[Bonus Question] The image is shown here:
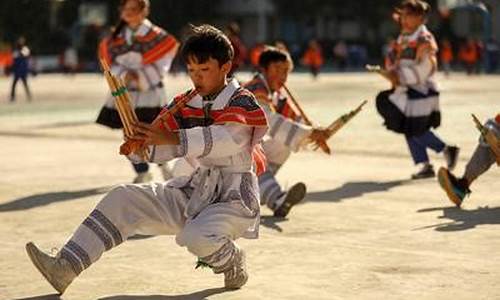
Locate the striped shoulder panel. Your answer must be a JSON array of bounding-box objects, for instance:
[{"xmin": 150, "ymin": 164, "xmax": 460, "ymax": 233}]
[
  {"xmin": 244, "ymin": 78, "xmax": 268, "ymax": 94},
  {"xmin": 244, "ymin": 77, "xmax": 271, "ymax": 105},
  {"xmin": 211, "ymin": 87, "xmax": 267, "ymax": 127},
  {"xmin": 136, "ymin": 25, "xmax": 167, "ymax": 43},
  {"xmin": 228, "ymin": 88, "xmax": 262, "ymax": 111},
  {"xmin": 157, "ymin": 89, "xmax": 195, "ymax": 131},
  {"xmin": 142, "ymin": 32, "xmax": 178, "ymax": 64}
]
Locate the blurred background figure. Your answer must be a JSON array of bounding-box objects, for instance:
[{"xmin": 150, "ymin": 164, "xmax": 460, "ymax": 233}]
[
  {"xmin": 458, "ymin": 38, "xmax": 480, "ymax": 75},
  {"xmin": 275, "ymin": 40, "xmax": 293, "ymax": 65},
  {"xmin": 333, "ymin": 40, "xmax": 348, "ymax": 72},
  {"xmin": 95, "ymin": 0, "xmax": 179, "ymax": 183},
  {"xmin": 0, "ymin": 42, "xmax": 13, "ymax": 77},
  {"xmin": 10, "ymin": 36, "xmax": 32, "ymax": 102},
  {"xmin": 250, "ymin": 42, "xmax": 265, "ymax": 71},
  {"xmin": 61, "ymin": 46, "xmax": 79, "ymax": 75},
  {"xmin": 485, "ymin": 38, "xmax": 499, "ymax": 73},
  {"xmin": 225, "ymin": 21, "xmax": 248, "ymax": 76},
  {"xmin": 301, "ymin": 39, "xmax": 323, "ymax": 79},
  {"xmin": 439, "ymin": 38, "xmax": 454, "ymax": 77},
  {"xmin": 274, "ymin": 40, "xmax": 289, "ymax": 52},
  {"xmin": 347, "ymin": 43, "xmax": 367, "ymax": 70}
]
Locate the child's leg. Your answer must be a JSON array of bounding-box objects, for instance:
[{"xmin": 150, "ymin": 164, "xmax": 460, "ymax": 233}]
[
  {"xmin": 21, "ymin": 76, "xmax": 32, "ymax": 100},
  {"xmin": 48, "ymin": 183, "xmax": 187, "ymax": 275},
  {"xmin": 258, "ymin": 161, "xmax": 306, "ymax": 217},
  {"xmin": 10, "ymin": 75, "xmax": 20, "ymax": 101},
  {"xmin": 176, "ymin": 175, "xmax": 259, "ymax": 288},
  {"xmin": 176, "ymin": 204, "xmax": 255, "ymax": 289},
  {"xmin": 258, "ymin": 167, "xmax": 284, "ymax": 209},
  {"xmin": 464, "ymin": 119, "xmax": 499, "ymax": 184},
  {"xmin": 176, "ymin": 202, "xmax": 256, "ymax": 271},
  {"xmin": 438, "ymin": 119, "xmax": 498, "ymax": 206},
  {"xmin": 463, "ymin": 139, "xmax": 497, "ymax": 186},
  {"xmin": 259, "ymin": 140, "xmax": 291, "ymax": 209},
  {"xmin": 405, "ymin": 134, "xmax": 430, "ymax": 164},
  {"xmin": 420, "ymin": 131, "xmax": 446, "ymax": 154},
  {"xmin": 26, "ymin": 182, "xmax": 189, "ymax": 293}
]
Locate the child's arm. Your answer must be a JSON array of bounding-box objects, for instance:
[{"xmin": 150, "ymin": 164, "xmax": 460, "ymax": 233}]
[
  {"xmin": 267, "ymin": 113, "xmax": 316, "ymax": 152},
  {"xmin": 254, "ymin": 92, "xmax": 315, "ymax": 152},
  {"xmin": 132, "ymin": 123, "xmax": 256, "ymax": 162},
  {"xmin": 174, "ymin": 124, "xmax": 254, "ymax": 159},
  {"xmin": 395, "ymin": 42, "xmax": 437, "ymax": 86}
]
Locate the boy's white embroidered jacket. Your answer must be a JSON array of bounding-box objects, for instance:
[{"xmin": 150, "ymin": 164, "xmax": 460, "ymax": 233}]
[
  {"xmin": 129, "ymin": 79, "xmax": 268, "ymax": 238},
  {"xmin": 244, "ymin": 73, "xmax": 312, "ymax": 152},
  {"xmin": 99, "ymin": 19, "xmax": 178, "ymax": 91},
  {"xmin": 387, "ymin": 25, "xmax": 438, "ymax": 92}
]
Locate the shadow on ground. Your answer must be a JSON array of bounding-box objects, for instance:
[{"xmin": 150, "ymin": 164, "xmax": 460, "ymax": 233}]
[
  {"xmin": 98, "ymin": 287, "xmax": 232, "ymax": 300},
  {"xmin": 0, "ymin": 186, "xmax": 112, "ymax": 212},
  {"xmin": 33, "ymin": 121, "xmax": 93, "ymax": 129},
  {"xmin": 15, "ymin": 294, "xmax": 61, "ymax": 300},
  {"xmin": 260, "ymin": 215, "xmax": 289, "ymax": 232},
  {"xmin": 416, "ymin": 205, "xmax": 500, "ymax": 231},
  {"xmin": 15, "ymin": 288, "xmax": 231, "ymax": 300},
  {"xmin": 306, "ymin": 179, "xmax": 410, "ymax": 202}
]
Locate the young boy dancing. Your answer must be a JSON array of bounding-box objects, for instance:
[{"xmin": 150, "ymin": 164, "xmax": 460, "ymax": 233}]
[
  {"xmin": 25, "ymin": 24, "xmax": 268, "ymax": 294},
  {"xmin": 244, "ymin": 46, "xmax": 330, "ymax": 217},
  {"xmin": 96, "ymin": 0, "xmax": 179, "ymax": 183},
  {"xmin": 375, "ymin": 0, "xmax": 459, "ymax": 179}
]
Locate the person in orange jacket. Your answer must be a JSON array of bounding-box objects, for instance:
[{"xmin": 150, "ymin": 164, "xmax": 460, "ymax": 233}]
[
  {"xmin": 439, "ymin": 38, "xmax": 453, "ymax": 76},
  {"xmin": 249, "ymin": 42, "xmax": 265, "ymax": 70},
  {"xmin": 302, "ymin": 39, "xmax": 324, "ymax": 79},
  {"xmin": 458, "ymin": 38, "xmax": 480, "ymax": 75}
]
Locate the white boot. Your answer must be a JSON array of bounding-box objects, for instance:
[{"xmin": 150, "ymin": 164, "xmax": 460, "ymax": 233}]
[
  {"xmin": 26, "ymin": 242, "xmax": 77, "ymax": 294},
  {"xmin": 223, "ymin": 248, "xmax": 248, "ymax": 289}
]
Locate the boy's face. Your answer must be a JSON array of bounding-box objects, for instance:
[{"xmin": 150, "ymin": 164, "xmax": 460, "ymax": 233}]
[
  {"xmin": 399, "ymin": 9, "xmax": 424, "ymax": 34},
  {"xmin": 121, "ymin": 0, "xmax": 147, "ymax": 26},
  {"xmin": 186, "ymin": 56, "xmax": 231, "ymax": 96},
  {"xmin": 263, "ymin": 60, "xmax": 291, "ymax": 92}
]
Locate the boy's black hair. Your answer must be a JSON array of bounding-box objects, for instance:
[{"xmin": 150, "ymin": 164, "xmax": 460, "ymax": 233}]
[
  {"xmin": 181, "ymin": 24, "xmax": 234, "ymax": 66},
  {"xmin": 258, "ymin": 46, "xmax": 292, "ymax": 69}
]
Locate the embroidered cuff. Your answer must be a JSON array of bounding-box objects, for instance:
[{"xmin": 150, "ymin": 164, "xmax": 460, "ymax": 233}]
[
  {"xmin": 268, "ymin": 114, "xmax": 312, "ymax": 151},
  {"xmin": 177, "ymin": 127, "xmax": 205, "ymax": 158}
]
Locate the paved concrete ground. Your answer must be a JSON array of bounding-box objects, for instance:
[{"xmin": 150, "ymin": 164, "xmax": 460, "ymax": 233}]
[{"xmin": 0, "ymin": 72, "xmax": 498, "ymax": 300}]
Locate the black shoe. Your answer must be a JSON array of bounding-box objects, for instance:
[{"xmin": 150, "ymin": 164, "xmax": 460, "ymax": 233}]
[
  {"xmin": 443, "ymin": 146, "xmax": 460, "ymax": 170},
  {"xmin": 411, "ymin": 164, "xmax": 435, "ymax": 180},
  {"xmin": 273, "ymin": 182, "xmax": 307, "ymax": 218}
]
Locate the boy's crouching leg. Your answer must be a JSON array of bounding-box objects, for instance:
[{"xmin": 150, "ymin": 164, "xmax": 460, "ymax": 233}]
[
  {"xmin": 26, "ymin": 242, "xmax": 77, "ymax": 295},
  {"xmin": 25, "ymin": 184, "xmax": 135, "ymax": 294},
  {"xmin": 176, "ymin": 228, "xmax": 249, "ymax": 289}
]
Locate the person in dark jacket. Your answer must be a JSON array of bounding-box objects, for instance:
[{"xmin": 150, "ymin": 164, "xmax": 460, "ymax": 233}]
[{"xmin": 10, "ymin": 36, "xmax": 32, "ymax": 102}]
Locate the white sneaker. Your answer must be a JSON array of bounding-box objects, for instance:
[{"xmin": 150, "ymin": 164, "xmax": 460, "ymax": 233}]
[
  {"xmin": 25, "ymin": 242, "xmax": 77, "ymax": 294},
  {"xmin": 133, "ymin": 172, "xmax": 153, "ymax": 183},
  {"xmin": 223, "ymin": 248, "xmax": 248, "ymax": 289}
]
